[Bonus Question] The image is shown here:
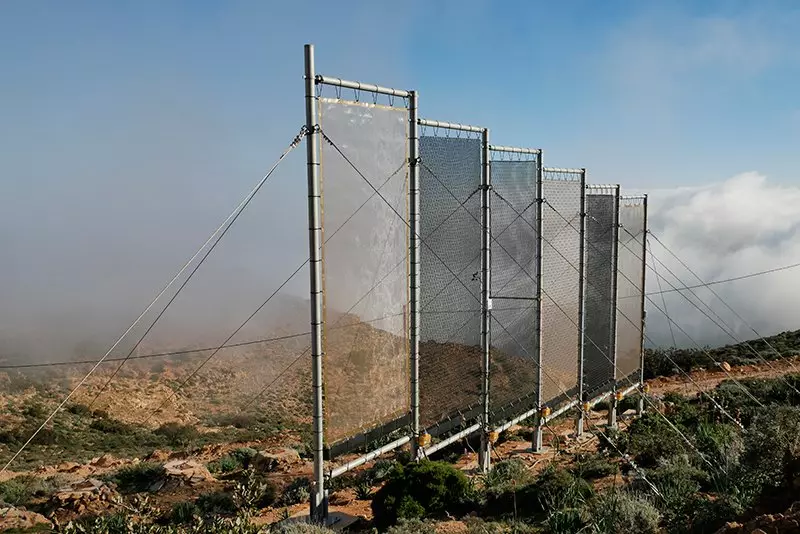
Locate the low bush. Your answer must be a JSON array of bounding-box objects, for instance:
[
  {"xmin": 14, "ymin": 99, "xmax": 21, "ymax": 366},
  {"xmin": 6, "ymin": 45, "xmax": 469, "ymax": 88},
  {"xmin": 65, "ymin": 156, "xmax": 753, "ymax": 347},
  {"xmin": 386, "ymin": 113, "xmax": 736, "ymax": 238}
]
[
  {"xmin": 197, "ymin": 490, "xmax": 237, "ymax": 515},
  {"xmin": 570, "ymin": 453, "xmax": 618, "ymax": 480},
  {"xmin": 483, "ymin": 459, "xmax": 531, "ymax": 497},
  {"xmin": 232, "ymin": 468, "xmax": 277, "ymax": 510},
  {"xmin": 106, "ymin": 462, "xmax": 165, "ymax": 494},
  {"xmin": 584, "ymin": 490, "xmax": 660, "ymax": 534},
  {"xmin": 371, "ymin": 460, "xmax": 471, "ymax": 529},
  {"xmin": 280, "ymin": 477, "xmax": 312, "ymax": 506},
  {"xmin": 154, "ymin": 423, "xmax": 199, "ymax": 447}
]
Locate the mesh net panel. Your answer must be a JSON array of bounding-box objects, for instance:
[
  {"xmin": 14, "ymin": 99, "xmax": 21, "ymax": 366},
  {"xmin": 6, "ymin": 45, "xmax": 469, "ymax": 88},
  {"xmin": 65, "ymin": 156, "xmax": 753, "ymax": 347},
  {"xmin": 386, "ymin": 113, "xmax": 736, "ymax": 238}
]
[
  {"xmin": 318, "ymin": 99, "xmax": 410, "ymax": 445},
  {"xmin": 616, "ymin": 198, "xmax": 645, "ymax": 382},
  {"xmin": 541, "ymin": 176, "xmax": 582, "ymax": 405},
  {"xmin": 419, "ymin": 135, "xmax": 482, "ymax": 431},
  {"xmin": 583, "ymin": 190, "xmax": 616, "ymax": 397},
  {"xmin": 489, "ymin": 160, "xmax": 540, "ymax": 421}
]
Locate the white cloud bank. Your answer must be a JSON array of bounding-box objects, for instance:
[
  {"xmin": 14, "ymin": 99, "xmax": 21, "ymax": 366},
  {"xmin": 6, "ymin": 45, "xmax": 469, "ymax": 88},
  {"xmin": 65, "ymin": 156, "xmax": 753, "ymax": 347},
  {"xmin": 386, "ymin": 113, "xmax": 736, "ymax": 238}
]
[{"xmin": 645, "ymin": 172, "xmax": 800, "ymax": 347}]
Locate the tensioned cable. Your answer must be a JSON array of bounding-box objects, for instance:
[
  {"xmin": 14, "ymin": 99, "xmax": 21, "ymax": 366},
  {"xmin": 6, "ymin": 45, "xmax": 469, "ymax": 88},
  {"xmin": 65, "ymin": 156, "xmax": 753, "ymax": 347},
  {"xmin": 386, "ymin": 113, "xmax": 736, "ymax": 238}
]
[
  {"xmin": 617, "ymin": 260, "xmax": 800, "ymax": 299},
  {"xmin": 649, "ymin": 232, "xmax": 800, "ymax": 374},
  {"xmin": 542, "ymin": 200, "xmax": 746, "ymax": 429},
  {"xmin": 651, "ymin": 241, "xmax": 678, "ymax": 348},
  {"xmin": 490, "ymin": 312, "xmax": 666, "ymax": 496},
  {"xmin": 635, "ymin": 234, "xmax": 800, "ymax": 398},
  {"xmin": 0, "ymin": 126, "xmax": 307, "ymax": 474},
  {"xmin": 465, "ymin": 181, "xmax": 719, "ymax": 468},
  {"xmin": 320, "ymin": 129, "xmax": 481, "ymax": 306},
  {"xmin": 138, "ymin": 161, "xmax": 411, "ymax": 423},
  {"xmin": 613, "ymin": 227, "xmax": 766, "ymax": 408}
]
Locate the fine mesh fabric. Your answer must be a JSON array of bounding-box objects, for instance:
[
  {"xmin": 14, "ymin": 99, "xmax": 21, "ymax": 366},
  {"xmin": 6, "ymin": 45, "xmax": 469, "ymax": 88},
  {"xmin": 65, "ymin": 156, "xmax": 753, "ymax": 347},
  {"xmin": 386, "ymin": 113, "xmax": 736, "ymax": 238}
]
[
  {"xmin": 616, "ymin": 198, "xmax": 646, "ymax": 382},
  {"xmin": 541, "ymin": 175, "xmax": 582, "ymax": 405},
  {"xmin": 318, "ymin": 99, "xmax": 410, "ymax": 445},
  {"xmin": 489, "ymin": 160, "xmax": 540, "ymax": 421},
  {"xmin": 583, "ymin": 189, "xmax": 617, "ymax": 397},
  {"xmin": 419, "ymin": 135, "xmax": 482, "ymax": 430}
]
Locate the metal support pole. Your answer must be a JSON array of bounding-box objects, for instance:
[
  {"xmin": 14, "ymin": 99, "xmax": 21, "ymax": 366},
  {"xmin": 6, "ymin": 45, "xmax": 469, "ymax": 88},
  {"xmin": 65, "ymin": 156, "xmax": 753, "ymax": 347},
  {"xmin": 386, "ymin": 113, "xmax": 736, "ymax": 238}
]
[
  {"xmin": 533, "ymin": 153, "xmax": 545, "ymax": 453},
  {"xmin": 409, "ymin": 91, "xmax": 421, "ymax": 458},
  {"xmin": 608, "ymin": 186, "xmax": 621, "ymax": 430},
  {"xmin": 304, "ymin": 44, "xmax": 327, "ymax": 524},
  {"xmin": 576, "ymin": 170, "xmax": 587, "ymax": 437},
  {"xmin": 638, "ymin": 195, "xmax": 648, "ymax": 416},
  {"xmin": 479, "ymin": 128, "xmax": 491, "ymax": 472}
]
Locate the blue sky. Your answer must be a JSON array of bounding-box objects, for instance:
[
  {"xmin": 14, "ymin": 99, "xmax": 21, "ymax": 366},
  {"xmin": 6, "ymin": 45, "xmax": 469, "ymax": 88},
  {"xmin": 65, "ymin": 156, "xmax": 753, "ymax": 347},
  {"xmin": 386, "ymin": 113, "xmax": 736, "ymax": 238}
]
[{"xmin": 2, "ymin": 0, "xmax": 800, "ymax": 352}]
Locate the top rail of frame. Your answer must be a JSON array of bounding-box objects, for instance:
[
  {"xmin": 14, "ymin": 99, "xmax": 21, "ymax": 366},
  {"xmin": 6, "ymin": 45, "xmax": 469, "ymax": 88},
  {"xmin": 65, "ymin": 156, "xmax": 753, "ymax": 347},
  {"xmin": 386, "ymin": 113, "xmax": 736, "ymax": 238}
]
[
  {"xmin": 418, "ymin": 118, "xmax": 486, "ymax": 133},
  {"xmin": 315, "ymin": 75, "xmax": 411, "ymax": 98},
  {"xmin": 488, "ymin": 144, "xmax": 542, "ymax": 155},
  {"xmin": 587, "ymin": 184, "xmax": 620, "ymax": 190},
  {"xmin": 543, "ymin": 167, "xmax": 584, "ymax": 174},
  {"xmin": 620, "ymin": 194, "xmax": 647, "ymax": 200}
]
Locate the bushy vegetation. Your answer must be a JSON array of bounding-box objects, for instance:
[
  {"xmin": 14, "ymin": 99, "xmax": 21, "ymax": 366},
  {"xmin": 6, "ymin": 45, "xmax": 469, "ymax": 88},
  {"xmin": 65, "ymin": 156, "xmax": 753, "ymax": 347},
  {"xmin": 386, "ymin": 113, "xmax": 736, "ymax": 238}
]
[
  {"xmin": 105, "ymin": 462, "xmax": 166, "ymax": 494},
  {"xmin": 371, "ymin": 460, "xmax": 472, "ymax": 529}
]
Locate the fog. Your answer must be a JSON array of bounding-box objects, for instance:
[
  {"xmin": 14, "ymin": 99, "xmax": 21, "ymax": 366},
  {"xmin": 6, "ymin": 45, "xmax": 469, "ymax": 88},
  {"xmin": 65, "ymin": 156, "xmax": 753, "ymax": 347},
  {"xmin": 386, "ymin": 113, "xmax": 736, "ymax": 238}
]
[{"xmin": 644, "ymin": 172, "xmax": 800, "ymax": 348}]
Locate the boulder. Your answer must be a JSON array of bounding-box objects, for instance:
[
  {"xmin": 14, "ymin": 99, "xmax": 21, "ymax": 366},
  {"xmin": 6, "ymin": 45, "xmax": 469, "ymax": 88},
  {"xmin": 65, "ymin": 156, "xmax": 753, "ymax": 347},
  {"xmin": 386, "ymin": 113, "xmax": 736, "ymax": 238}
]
[
  {"xmin": 0, "ymin": 506, "xmax": 52, "ymax": 530},
  {"xmin": 253, "ymin": 447, "xmax": 302, "ymax": 472},
  {"xmin": 163, "ymin": 459, "xmax": 215, "ymax": 486}
]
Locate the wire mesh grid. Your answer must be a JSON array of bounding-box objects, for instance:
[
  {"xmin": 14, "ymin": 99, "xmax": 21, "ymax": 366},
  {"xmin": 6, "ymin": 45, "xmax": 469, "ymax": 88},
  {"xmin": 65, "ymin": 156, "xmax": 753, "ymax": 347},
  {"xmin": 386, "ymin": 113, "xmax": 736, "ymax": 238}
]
[
  {"xmin": 488, "ymin": 156, "xmax": 540, "ymax": 422},
  {"xmin": 583, "ymin": 186, "xmax": 618, "ymax": 398},
  {"xmin": 418, "ymin": 133, "xmax": 483, "ymax": 432},
  {"xmin": 541, "ymin": 170, "xmax": 583, "ymax": 405},
  {"xmin": 318, "ymin": 98, "xmax": 411, "ymax": 445},
  {"xmin": 616, "ymin": 196, "xmax": 646, "ymax": 383}
]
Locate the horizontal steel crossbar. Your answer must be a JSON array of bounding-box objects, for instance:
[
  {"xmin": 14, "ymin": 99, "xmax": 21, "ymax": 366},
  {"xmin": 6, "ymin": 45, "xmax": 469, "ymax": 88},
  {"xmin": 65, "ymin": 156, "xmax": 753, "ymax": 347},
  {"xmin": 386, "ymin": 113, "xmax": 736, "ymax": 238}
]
[
  {"xmin": 418, "ymin": 118, "xmax": 486, "ymax": 133},
  {"xmin": 489, "ymin": 144, "xmax": 542, "ymax": 155},
  {"xmin": 315, "ymin": 74, "xmax": 411, "ymax": 98}
]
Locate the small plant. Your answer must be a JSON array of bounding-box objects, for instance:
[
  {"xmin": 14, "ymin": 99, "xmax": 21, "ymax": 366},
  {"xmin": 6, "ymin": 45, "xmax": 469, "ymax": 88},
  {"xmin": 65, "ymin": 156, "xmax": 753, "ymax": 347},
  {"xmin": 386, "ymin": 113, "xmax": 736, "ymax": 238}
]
[
  {"xmin": 169, "ymin": 500, "xmax": 199, "ymax": 524},
  {"xmin": 570, "ymin": 453, "xmax": 618, "ymax": 480},
  {"xmin": 483, "ymin": 459, "xmax": 531, "ymax": 496},
  {"xmin": 90, "ymin": 416, "xmax": 133, "ymax": 435},
  {"xmin": 105, "ymin": 462, "xmax": 166, "ymax": 494},
  {"xmin": 280, "ymin": 477, "xmax": 312, "ymax": 506},
  {"xmin": 232, "ymin": 468, "xmax": 277, "ymax": 510},
  {"xmin": 585, "ymin": 490, "xmax": 660, "ymax": 534},
  {"xmin": 386, "ymin": 518, "xmax": 437, "ymax": 534},
  {"xmin": 355, "ymin": 480, "xmax": 372, "ymax": 500},
  {"xmin": 154, "ymin": 422, "xmax": 199, "ymax": 447},
  {"xmin": 197, "ymin": 490, "xmax": 238, "ymax": 515},
  {"xmin": 66, "ymin": 403, "xmax": 92, "ymax": 417}
]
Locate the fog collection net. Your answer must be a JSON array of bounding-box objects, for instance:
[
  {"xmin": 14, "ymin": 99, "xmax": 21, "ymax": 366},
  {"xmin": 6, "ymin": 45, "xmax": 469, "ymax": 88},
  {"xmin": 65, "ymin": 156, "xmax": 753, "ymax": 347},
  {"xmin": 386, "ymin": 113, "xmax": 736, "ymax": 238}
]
[
  {"xmin": 616, "ymin": 198, "xmax": 646, "ymax": 383},
  {"xmin": 489, "ymin": 158, "xmax": 540, "ymax": 422},
  {"xmin": 318, "ymin": 99, "xmax": 410, "ymax": 445},
  {"xmin": 541, "ymin": 173, "xmax": 583, "ymax": 405},
  {"xmin": 419, "ymin": 134, "xmax": 482, "ymax": 432},
  {"xmin": 582, "ymin": 188, "xmax": 617, "ymax": 397}
]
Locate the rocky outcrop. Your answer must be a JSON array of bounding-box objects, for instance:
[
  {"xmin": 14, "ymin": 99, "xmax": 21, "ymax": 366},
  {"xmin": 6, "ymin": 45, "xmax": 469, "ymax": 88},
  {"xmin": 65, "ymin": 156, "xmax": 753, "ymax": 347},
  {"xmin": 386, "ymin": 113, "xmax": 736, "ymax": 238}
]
[{"xmin": 716, "ymin": 502, "xmax": 800, "ymax": 534}]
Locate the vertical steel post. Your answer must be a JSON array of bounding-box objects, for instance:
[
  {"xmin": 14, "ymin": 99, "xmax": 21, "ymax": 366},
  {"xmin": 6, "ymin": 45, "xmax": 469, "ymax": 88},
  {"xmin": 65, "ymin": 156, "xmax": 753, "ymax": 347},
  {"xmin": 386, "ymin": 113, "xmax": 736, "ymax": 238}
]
[
  {"xmin": 304, "ymin": 44, "xmax": 326, "ymax": 523},
  {"xmin": 533, "ymin": 154, "xmax": 545, "ymax": 452},
  {"xmin": 608, "ymin": 186, "xmax": 621, "ymax": 429},
  {"xmin": 638, "ymin": 195, "xmax": 648, "ymax": 415},
  {"xmin": 409, "ymin": 92, "xmax": 421, "ymax": 458},
  {"xmin": 479, "ymin": 128, "xmax": 491, "ymax": 472},
  {"xmin": 576, "ymin": 170, "xmax": 587, "ymax": 437}
]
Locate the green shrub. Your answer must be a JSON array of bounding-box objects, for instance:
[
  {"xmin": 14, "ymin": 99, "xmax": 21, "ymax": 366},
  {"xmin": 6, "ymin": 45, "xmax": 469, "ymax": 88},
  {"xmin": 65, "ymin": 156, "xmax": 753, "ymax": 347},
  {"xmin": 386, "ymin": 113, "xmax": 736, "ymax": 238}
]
[
  {"xmin": 0, "ymin": 475, "xmax": 36, "ymax": 506},
  {"xmin": 280, "ymin": 477, "xmax": 312, "ymax": 506},
  {"xmin": 90, "ymin": 417, "xmax": 133, "ymax": 435},
  {"xmin": 169, "ymin": 501, "xmax": 199, "ymax": 524},
  {"xmin": 154, "ymin": 422, "xmax": 199, "ymax": 447},
  {"xmin": 106, "ymin": 462, "xmax": 165, "ymax": 493},
  {"xmin": 485, "ymin": 465, "xmax": 593, "ymax": 520},
  {"xmin": 585, "ymin": 490, "xmax": 660, "ymax": 534},
  {"xmin": 368, "ymin": 459, "xmax": 399, "ymax": 483},
  {"xmin": 231, "ymin": 447, "xmax": 259, "ymax": 468},
  {"xmin": 385, "ymin": 518, "xmax": 437, "ymax": 534},
  {"xmin": 570, "ymin": 453, "xmax": 618, "ymax": 480},
  {"xmin": 371, "ymin": 460, "xmax": 471, "ymax": 529},
  {"xmin": 270, "ymin": 523, "xmax": 337, "ymax": 534},
  {"xmin": 483, "ymin": 459, "xmax": 531, "ymax": 497},
  {"xmin": 642, "ymin": 455, "xmax": 707, "ymax": 508},
  {"xmin": 67, "ymin": 404, "xmax": 92, "ymax": 417},
  {"xmin": 232, "ymin": 468, "xmax": 277, "ymax": 510},
  {"xmin": 197, "ymin": 490, "xmax": 237, "ymax": 515},
  {"xmin": 624, "ymin": 412, "xmax": 686, "ymax": 467}
]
